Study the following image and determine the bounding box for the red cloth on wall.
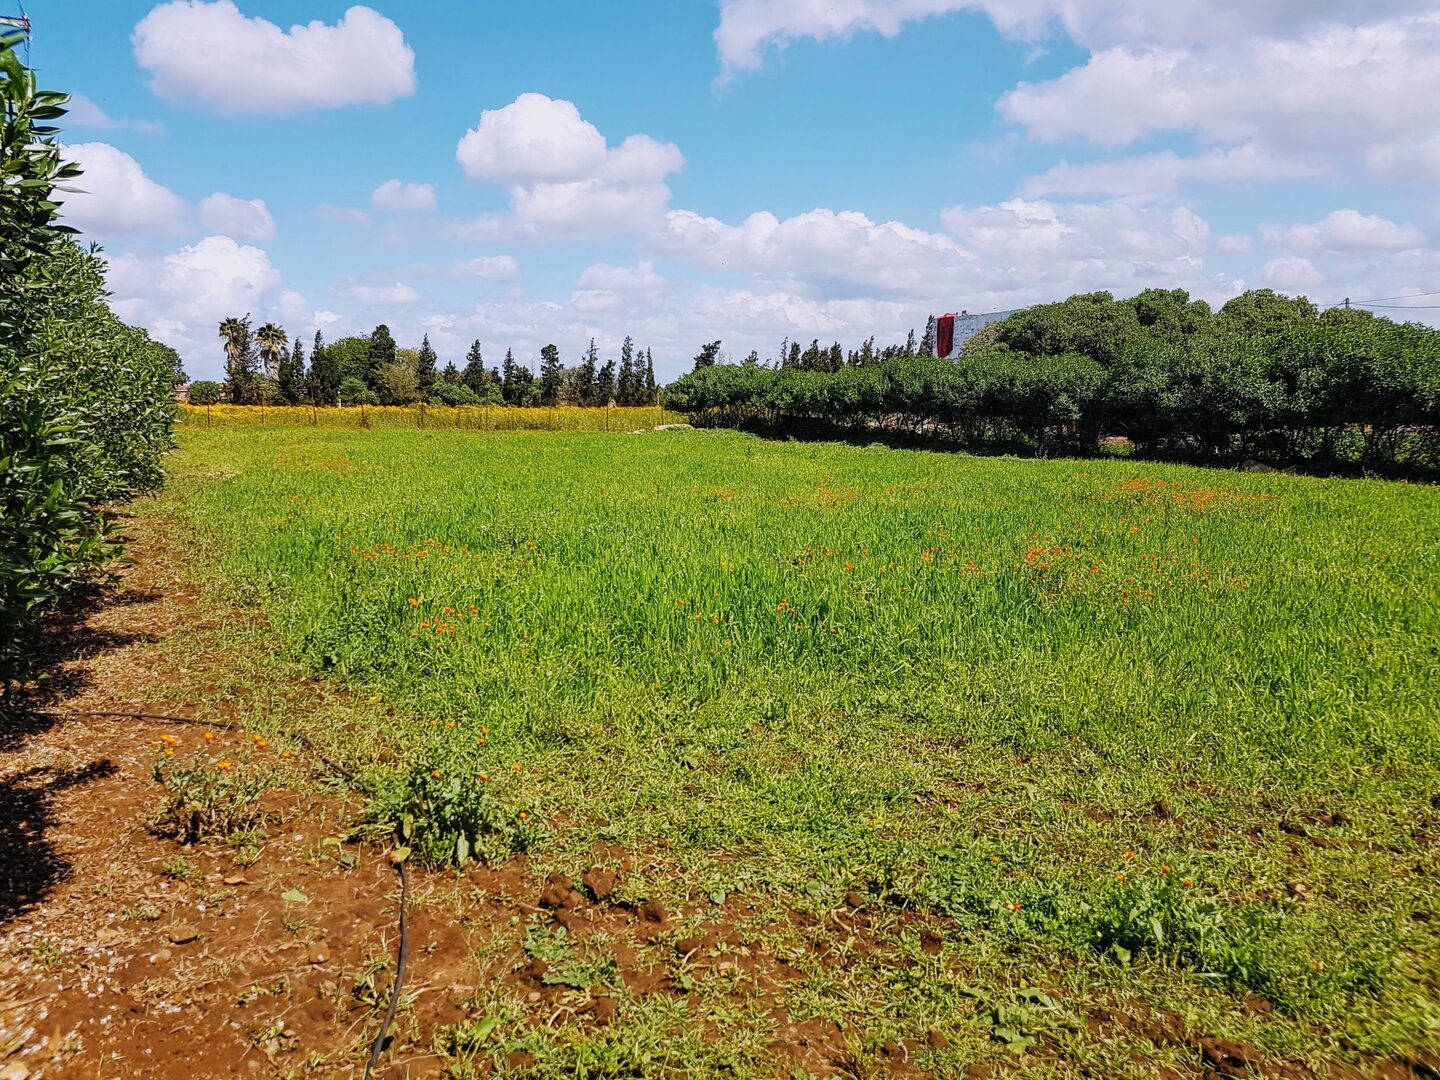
[936,313,956,358]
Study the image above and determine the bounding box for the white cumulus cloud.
[60,142,186,235]
[1263,256,1324,291]
[449,256,520,281]
[455,94,684,239]
[104,235,298,375]
[371,179,436,212]
[713,0,1431,73]
[999,13,1440,182]
[198,192,276,240]
[132,1,416,115]
[1261,209,1426,253]
[336,281,422,305]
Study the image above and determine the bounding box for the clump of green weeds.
[153,752,275,844]
[366,761,542,868]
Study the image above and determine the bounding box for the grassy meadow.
[162,420,1440,1070]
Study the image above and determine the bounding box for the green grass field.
[163,423,1440,1072]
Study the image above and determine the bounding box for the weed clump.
[153,752,275,844]
[366,761,542,868]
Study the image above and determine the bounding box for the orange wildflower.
[431,769,443,779]
[408,597,420,607]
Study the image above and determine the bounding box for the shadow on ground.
[0,581,162,927]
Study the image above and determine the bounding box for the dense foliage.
[1,34,177,675]
[667,289,1440,477]
[216,320,661,409]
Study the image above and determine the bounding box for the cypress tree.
[617,335,636,405]
[308,330,338,404]
[416,333,438,394]
[539,344,563,404]
[367,324,397,387]
[462,340,486,393]
[692,340,722,372]
[278,337,306,402]
[644,348,656,401]
[597,357,616,404]
[920,315,937,357]
[577,338,599,405]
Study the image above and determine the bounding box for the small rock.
[581,867,618,901]
[1288,882,1312,901]
[674,936,705,956]
[307,948,327,966]
[526,990,541,1003]
[223,875,249,886]
[639,899,667,924]
[167,924,200,945]
[1,1062,32,1080]
[150,948,173,964]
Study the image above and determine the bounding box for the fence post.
[418,401,425,430]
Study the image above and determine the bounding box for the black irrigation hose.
[364,856,411,1080]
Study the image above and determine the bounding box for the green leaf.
[281,889,309,904]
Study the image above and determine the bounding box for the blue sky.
[29,0,1440,380]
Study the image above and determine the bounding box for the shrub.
[188,380,223,405]
[338,376,378,406]
[1,35,176,676]
[427,379,479,406]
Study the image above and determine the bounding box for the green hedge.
[666,289,1440,477]
[1,33,177,677]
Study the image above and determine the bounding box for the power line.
[1325,289,1440,309]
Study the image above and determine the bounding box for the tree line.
[2,34,180,675]
[666,289,1440,479]
[195,320,659,408]
[690,327,932,374]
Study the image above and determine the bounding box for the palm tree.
[256,322,288,379]
[218,314,255,403]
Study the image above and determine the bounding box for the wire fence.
[180,403,688,432]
